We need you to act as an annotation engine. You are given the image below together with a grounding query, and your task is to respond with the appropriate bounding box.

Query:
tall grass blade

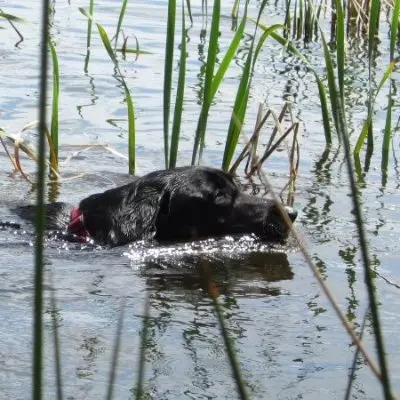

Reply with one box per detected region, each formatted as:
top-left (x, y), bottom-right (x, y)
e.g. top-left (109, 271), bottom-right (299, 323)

top-left (231, 0), bottom-right (240, 18)
top-left (222, 3), bottom-right (278, 170)
top-left (335, 0), bottom-right (345, 104)
top-left (191, 0), bottom-right (220, 164)
top-left (320, 32), bottom-right (340, 138)
top-left (354, 62), bottom-right (395, 156)
top-left (84, 0), bottom-right (95, 72)
top-left (382, 0), bottom-right (400, 175)
top-left (169, 1), bottom-right (187, 168)
top-left (49, 272), bottom-right (63, 400)
top-left (135, 297), bottom-right (150, 400)
top-left (210, 0), bottom-right (249, 101)
top-left (186, 0), bottom-right (193, 24)
top-left (80, 8), bottom-right (137, 174)
top-left (125, 86), bottom-right (136, 174)
top-left (297, 0), bottom-right (304, 40)
top-left (366, 0), bottom-right (381, 155)
top-left (49, 39), bottom-right (59, 172)
top-left (262, 27), bottom-right (332, 142)
top-left (106, 300), bottom-right (126, 400)
top-left (204, 270), bottom-right (249, 400)
top-left (191, 0), bottom-right (249, 165)
top-left (335, 90), bottom-right (394, 400)
top-left (163, 0), bottom-right (176, 167)
top-left (34, 0), bottom-right (51, 398)
top-left (0, 10), bottom-right (26, 23)
top-left (96, 23), bottom-right (118, 64)
top-left (344, 310), bottom-right (368, 400)
top-left (114, 0), bottom-right (128, 48)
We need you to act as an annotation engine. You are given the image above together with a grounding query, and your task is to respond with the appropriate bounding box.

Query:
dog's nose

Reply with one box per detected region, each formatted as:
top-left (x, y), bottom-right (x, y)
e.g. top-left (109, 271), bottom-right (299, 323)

top-left (284, 206), bottom-right (298, 222)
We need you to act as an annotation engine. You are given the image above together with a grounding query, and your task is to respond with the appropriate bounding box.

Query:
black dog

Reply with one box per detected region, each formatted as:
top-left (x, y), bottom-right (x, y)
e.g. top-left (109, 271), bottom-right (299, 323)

top-left (14, 166), bottom-right (297, 247)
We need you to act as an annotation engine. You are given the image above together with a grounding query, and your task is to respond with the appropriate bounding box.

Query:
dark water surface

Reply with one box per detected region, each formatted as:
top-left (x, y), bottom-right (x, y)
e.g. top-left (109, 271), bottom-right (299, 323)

top-left (1, 0), bottom-right (400, 399)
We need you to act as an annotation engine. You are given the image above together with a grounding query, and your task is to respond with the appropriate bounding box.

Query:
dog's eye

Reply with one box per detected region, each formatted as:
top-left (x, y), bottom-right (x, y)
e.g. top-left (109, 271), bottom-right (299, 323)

top-left (214, 190), bottom-right (224, 199)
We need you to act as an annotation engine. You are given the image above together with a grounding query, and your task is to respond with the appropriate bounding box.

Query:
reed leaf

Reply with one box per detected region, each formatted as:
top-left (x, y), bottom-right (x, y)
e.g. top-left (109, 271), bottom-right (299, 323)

top-left (96, 23), bottom-right (118, 64)
top-left (221, 8), bottom-right (280, 171)
top-left (335, 97), bottom-right (394, 400)
top-left (366, 0), bottom-right (381, 155)
top-left (163, 0), bottom-right (176, 167)
top-left (186, 0), bottom-right (193, 24)
top-left (0, 10), bottom-right (26, 23)
top-left (210, 0), bottom-right (249, 101)
top-left (191, 0), bottom-right (220, 164)
top-left (49, 272), bottom-right (64, 400)
top-left (135, 297), bottom-right (150, 400)
top-left (106, 300), bottom-right (126, 400)
top-left (80, 8), bottom-right (136, 174)
top-left (320, 32), bottom-right (340, 138)
top-left (191, 0), bottom-right (250, 165)
top-left (125, 86), bottom-right (136, 174)
top-left (212, 297), bottom-right (249, 400)
top-left (34, 0), bottom-right (51, 398)
top-left (382, 0), bottom-right (400, 175)
top-left (335, 0), bottom-right (345, 104)
top-left (49, 39), bottom-right (59, 171)
top-left (261, 26), bottom-right (332, 143)
top-left (114, 0), bottom-right (128, 48)
top-left (354, 62), bottom-right (395, 156)
top-left (231, 0), bottom-right (240, 18)
top-left (169, 1), bottom-right (187, 168)
top-left (84, 0), bottom-right (94, 72)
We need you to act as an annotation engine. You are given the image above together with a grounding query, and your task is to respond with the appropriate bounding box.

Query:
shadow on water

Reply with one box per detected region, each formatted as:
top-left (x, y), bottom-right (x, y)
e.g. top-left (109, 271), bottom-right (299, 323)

top-left (142, 250), bottom-right (293, 298)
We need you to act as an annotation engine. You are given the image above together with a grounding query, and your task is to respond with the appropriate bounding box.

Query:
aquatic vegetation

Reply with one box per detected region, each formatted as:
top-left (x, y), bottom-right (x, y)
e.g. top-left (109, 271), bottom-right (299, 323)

top-left (2, 0), bottom-right (399, 399)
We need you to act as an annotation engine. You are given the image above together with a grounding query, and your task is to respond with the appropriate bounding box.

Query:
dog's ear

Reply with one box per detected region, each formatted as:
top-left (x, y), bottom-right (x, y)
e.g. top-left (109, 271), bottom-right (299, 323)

top-left (110, 186), bottom-right (173, 245)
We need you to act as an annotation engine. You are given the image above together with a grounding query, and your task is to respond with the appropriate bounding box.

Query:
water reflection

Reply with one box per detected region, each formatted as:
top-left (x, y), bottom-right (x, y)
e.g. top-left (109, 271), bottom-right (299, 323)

top-left (143, 250), bottom-right (293, 298)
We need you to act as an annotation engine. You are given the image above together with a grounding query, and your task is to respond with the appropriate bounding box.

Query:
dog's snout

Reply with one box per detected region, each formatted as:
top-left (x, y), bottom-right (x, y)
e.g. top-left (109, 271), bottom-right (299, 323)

top-left (284, 206), bottom-right (298, 222)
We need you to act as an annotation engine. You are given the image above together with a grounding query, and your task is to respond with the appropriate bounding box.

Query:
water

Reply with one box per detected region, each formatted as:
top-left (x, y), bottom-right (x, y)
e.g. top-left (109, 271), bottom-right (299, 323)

top-left (0, 0), bottom-right (400, 398)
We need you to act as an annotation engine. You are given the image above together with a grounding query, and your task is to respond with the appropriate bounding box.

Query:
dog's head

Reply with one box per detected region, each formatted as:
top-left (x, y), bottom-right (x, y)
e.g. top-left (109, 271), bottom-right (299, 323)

top-left (153, 167), bottom-right (298, 243)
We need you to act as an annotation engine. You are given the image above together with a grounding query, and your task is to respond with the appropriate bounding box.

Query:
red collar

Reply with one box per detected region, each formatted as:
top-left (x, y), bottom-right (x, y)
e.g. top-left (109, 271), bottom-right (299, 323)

top-left (67, 207), bottom-right (90, 242)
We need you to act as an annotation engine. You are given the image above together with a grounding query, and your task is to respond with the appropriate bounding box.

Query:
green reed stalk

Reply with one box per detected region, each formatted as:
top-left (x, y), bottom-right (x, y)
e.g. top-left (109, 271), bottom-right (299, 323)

top-left (186, 0), bottom-right (193, 24)
top-left (231, 0), bottom-right (240, 18)
top-left (97, 21), bottom-right (136, 174)
top-left (84, 0), bottom-right (94, 72)
top-left (169, 1), bottom-right (187, 168)
top-left (49, 40), bottom-right (59, 170)
top-left (222, 5), bottom-right (280, 170)
top-left (191, 0), bottom-right (220, 164)
top-left (106, 300), bottom-right (126, 400)
top-left (317, 21), bottom-right (394, 400)
top-left (336, 97), bottom-right (394, 400)
top-left (321, 33), bottom-right (340, 139)
top-left (34, 0), bottom-right (51, 398)
top-left (353, 63), bottom-right (394, 158)
top-left (49, 272), bottom-right (63, 400)
top-left (284, 0), bottom-right (291, 38)
top-left (381, 0), bottom-right (400, 175)
top-left (262, 27), bottom-right (331, 142)
top-left (212, 296), bottom-right (249, 400)
top-left (163, 0), bottom-right (176, 167)
top-left (135, 297), bottom-right (150, 400)
top-left (366, 0), bottom-right (381, 156)
top-left (80, 8), bottom-right (137, 174)
top-left (297, 0), bottom-right (304, 40)
top-left (0, 10), bottom-right (25, 22)
top-left (114, 0), bottom-right (128, 48)
top-left (192, 0), bottom-right (250, 165)
top-left (335, 0), bottom-right (345, 105)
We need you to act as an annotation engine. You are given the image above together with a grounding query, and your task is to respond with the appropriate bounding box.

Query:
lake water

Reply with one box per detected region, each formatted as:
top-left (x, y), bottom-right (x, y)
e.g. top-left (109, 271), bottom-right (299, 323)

top-left (0, 0), bottom-right (399, 399)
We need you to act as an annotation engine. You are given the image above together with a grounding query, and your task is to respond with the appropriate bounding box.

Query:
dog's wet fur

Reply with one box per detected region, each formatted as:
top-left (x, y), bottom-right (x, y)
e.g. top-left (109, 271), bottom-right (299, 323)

top-left (13, 166), bottom-right (297, 247)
